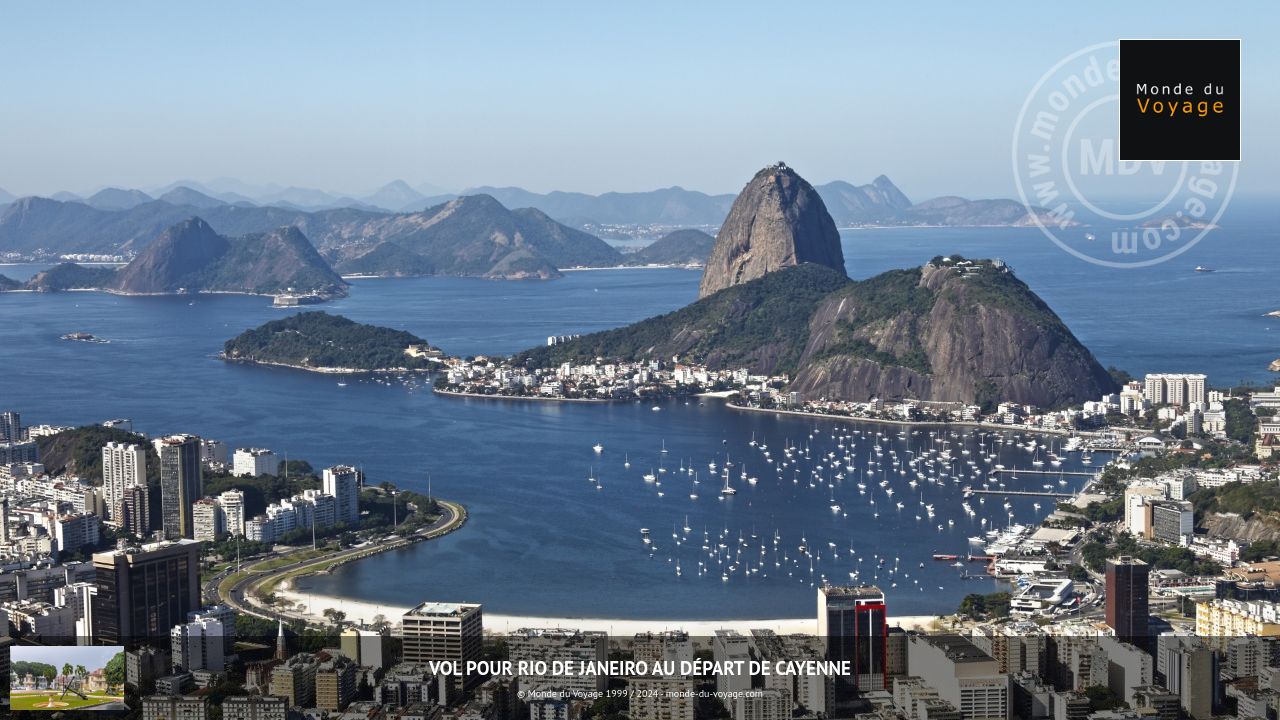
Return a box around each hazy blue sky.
[1,2,1274,199]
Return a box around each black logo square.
[1120,39,1240,161]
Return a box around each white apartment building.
[507,628,608,694]
[218,489,245,537]
[1143,373,1207,408]
[907,635,1009,720]
[172,617,226,672]
[102,441,146,525]
[322,465,360,525]
[232,448,277,477]
[192,498,223,542]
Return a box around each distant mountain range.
[0,192,625,281]
[331,195,622,279]
[0,174,1056,232]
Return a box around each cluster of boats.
[586,425,1106,592]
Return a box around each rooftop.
[821,584,885,600]
[915,634,995,664]
[405,601,481,618]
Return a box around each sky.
[1,1,1276,199]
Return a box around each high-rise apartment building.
[218,489,246,537]
[322,465,360,525]
[91,539,202,643]
[401,601,482,692]
[192,498,223,542]
[818,584,887,693]
[102,441,146,525]
[156,435,202,539]
[1106,557,1150,643]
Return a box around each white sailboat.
[720,469,737,496]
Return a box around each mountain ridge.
[16,218,347,297]
[0,193,622,277]
[511,163,1115,409]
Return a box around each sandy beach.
[276,587,942,635]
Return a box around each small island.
[222,311,442,373]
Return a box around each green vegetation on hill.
[204,470,320,519]
[626,229,716,266]
[186,230,345,295]
[335,241,436,276]
[812,268,935,374]
[1242,539,1280,562]
[1191,481,1280,521]
[35,425,159,482]
[512,263,852,374]
[24,262,118,291]
[223,311,438,371]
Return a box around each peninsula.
[511,163,1116,410]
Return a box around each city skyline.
[1,1,1277,199]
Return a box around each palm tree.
[61,663,72,688]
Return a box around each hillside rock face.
[112,217,346,295]
[114,218,228,292]
[521,257,1116,409]
[789,260,1116,408]
[698,163,845,298]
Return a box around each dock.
[966,489,1075,499]
[993,468,1098,477]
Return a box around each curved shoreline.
[222,499,468,622]
[432,387,615,403]
[219,353,436,375]
[725,401,1094,437]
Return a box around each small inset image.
[9,646,126,712]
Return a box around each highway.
[209,499,466,623]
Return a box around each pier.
[966,488,1075,499]
[993,468,1098,477]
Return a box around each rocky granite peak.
[114,217,228,292]
[698,163,845,298]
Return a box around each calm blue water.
[1,204,1276,619]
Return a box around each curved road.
[213,499,466,623]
